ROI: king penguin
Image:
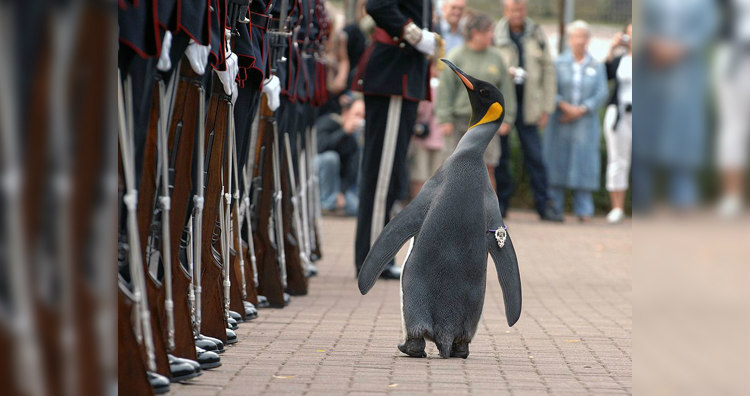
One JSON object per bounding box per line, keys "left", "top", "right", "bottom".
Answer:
{"left": 357, "top": 59, "right": 522, "bottom": 359}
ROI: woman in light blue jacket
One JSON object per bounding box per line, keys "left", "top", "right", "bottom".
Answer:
{"left": 543, "top": 20, "right": 609, "bottom": 221}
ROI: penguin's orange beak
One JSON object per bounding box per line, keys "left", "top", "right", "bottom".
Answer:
{"left": 441, "top": 59, "right": 474, "bottom": 91}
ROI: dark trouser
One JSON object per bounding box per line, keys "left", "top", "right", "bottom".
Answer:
{"left": 355, "top": 95, "right": 418, "bottom": 272}
{"left": 495, "top": 121, "right": 548, "bottom": 216}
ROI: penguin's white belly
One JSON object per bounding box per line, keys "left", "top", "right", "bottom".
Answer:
{"left": 400, "top": 237, "right": 415, "bottom": 338}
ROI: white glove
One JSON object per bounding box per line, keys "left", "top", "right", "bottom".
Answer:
{"left": 262, "top": 75, "right": 281, "bottom": 111}
{"left": 185, "top": 39, "right": 210, "bottom": 75}
{"left": 403, "top": 22, "right": 437, "bottom": 56}
{"left": 414, "top": 29, "right": 437, "bottom": 56}
{"left": 215, "top": 52, "right": 239, "bottom": 96}
{"left": 157, "top": 31, "right": 173, "bottom": 72}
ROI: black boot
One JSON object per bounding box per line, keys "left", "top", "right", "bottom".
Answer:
{"left": 147, "top": 371, "right": 170, "bottom": 394}
{"left": 225, "top": 328, "right": 238, "bottom": 345}
{"left": 195, "top": 347, "right": 222, "bottom": 370}
{"left": 195, "top": 334, "right": 225, "bottom": 354}
{"left": 379, "top": 265, "right": 402, "bottom": 280}
{"left": 227, "top": 316, "right": 239, "bottom": 330}
{"left": 243, "top": 301, "right": 258, "bottom": 319}
{"left": 228, "top": 310, "right": 243, "bottom": 323}
{"left": 168, "top": 354, "right": 202, "bottom": 382}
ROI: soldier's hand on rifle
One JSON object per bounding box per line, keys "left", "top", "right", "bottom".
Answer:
{"left": 186, "top": 39, "right": 211, "bottom": 75}
{"left": 216, "top": 41, "right": 239, "bottom": 97}
{"left": 403, "top": 22, "right": 441, "bottom": 57}
{"left": 186, "top": 39, "right": 210, "bottom": 75}
{"left": 262, "top": 75, "right": 281, "bottom": 111}
{"left": 157, "top": 31, "right": 173, "bottom": 72}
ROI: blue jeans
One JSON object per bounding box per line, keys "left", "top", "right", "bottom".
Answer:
{"left": 495, "top": 122, "right": 549, "bottom": 216}
{"left": 316, "top": 151, "right": 340, "bottom": 211}
{"left": 548, "top": 187, "right": 594, "bottom": 217}
{"left": 315, "top": 151, "right": 359, "bottom": 216}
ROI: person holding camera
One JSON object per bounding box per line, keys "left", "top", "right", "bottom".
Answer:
{"left": 436, "top": 14, "right": 516, "bottom": 190}
{"left": 603, "top": 21, "right": 633, "bottom": 223}
{"left": 494, "top": 0, "right": 561, "bottom": 221}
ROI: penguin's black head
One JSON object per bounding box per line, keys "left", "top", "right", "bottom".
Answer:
{"left": 441, "top": 59, "right": 506, "bottom": 130}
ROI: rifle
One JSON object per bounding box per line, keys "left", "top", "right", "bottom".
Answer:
{"left": 197, "top": 76, "right": 231, "bottom": 342}
{"left": 282, "top": 132, "right": 309, "bottom": 294}
{"left": 238, "top": 106, "right": 260, "bottom": 306}
{"left": 134, "top": 80, "right": 170, "bottom": 378}
{"left": 226, "top": 104, "right": 253, "bottom": 318}
{"left": 220, "top": 0, "right": 256, "bottom": 323}
{"left": 248, "top": 0, "right": 297, "bottom": 308}
{"left": 307, "top": 125, "right": 323, "bottom": 261}
{"left": 165, "top": 60, "right": 200, "bottom": 360}
{"left": 253, "top": 96, "right": 287, "bottom": 307}
{"left": 118, "top": 73, "right": 158, "bottom": 374}
{"left": 118, "top": 281, "right": 155, "bottom": 396}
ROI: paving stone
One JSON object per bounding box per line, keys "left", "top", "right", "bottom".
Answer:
{"left": 170, "top": 212, "right": 631, "bottom": 394}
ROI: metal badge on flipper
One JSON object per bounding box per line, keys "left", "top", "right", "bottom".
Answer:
{"left": 494, "top": 226, "right": 507, "bottom": 249}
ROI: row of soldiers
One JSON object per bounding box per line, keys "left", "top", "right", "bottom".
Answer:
{"left": 118, "top": 0, "right": 330, "bottom": 393}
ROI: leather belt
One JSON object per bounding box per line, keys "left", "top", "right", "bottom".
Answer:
{"left": 250, "top": 11, "right": 270, "bottom": 30}
{"left": 372, "top": 27, "right": 400, "bottom": 46}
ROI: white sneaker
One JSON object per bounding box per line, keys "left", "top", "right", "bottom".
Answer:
{"left": 717, "top": 195, "right": 742, "bottom": 218}
{"left": 606, "top": 208, "right": 625, "bottom": 224}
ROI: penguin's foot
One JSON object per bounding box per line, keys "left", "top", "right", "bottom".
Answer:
{"left": 450, "top": 342, "right": 470, "bottom": 359}
{"left": 435, "top": 341, "right": 452, "bottom": 359}
{"left": 397, "top": 338, "right": 426, "bottom": 358}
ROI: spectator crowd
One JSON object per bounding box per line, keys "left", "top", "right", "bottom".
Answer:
{"left": 316, "top": 0, "right": 633, "bottom": 224}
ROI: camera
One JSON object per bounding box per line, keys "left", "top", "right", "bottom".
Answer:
{"left": 512, "top": 67, "right": 527, "bottom": 85}
{"left": 414, "top": 122, "right": 430, "bottom": 139}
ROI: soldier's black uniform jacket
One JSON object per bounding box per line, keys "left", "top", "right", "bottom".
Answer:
{"left": 352, "top": 0, "right": 433, "bottom": 101}
{"left": 119, "top": 0, "right": 162, "bottom": 60}
{"left": 268, "top": 0, "right": 302, "bottom": 101}
{"left": 235, "top": 0, "right": 272, "bottom": 89}
{"left": 296, "top": 0, "right": 327, "bottom": 105}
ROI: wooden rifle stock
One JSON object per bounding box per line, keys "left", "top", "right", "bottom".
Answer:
{"left": 241, "top": 240, "right": 258, "bottom": 304}
{"left": 281, "top": 145, "right": 307, "bottom": 295}
{"left": 135, "top": 83, "right": 171, "bottom": 378}
{"left": 118, "top": 283, "right": 155, "bottom": 396}
{"left": 164, "top": 61, "right": 201, "bottom": 359}
{"left": 253, "top": 95, "right": 286, "bottom": 307}
{"left": 222, "top": 104, "right": 249, "bottom": 320}
{"left": 198, "top": 77, "right": 232, "bottom": 342}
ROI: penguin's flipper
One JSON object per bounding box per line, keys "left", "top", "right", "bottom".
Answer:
{"left": 358, "top": 193, "right": 430, "bottom": 295}
{"left": 485, "top": 192, "right": 522, "bottom": 327}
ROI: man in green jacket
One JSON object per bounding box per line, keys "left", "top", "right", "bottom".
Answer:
{"left": 493, "top": 0, "right": 562, "bottom": 221}
{"left": 437, "top": 14, "right": 516, "bottom": 190}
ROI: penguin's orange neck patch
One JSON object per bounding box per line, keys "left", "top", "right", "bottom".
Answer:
{"left": 470, "top": 102, "right": 504, "bottom": 129}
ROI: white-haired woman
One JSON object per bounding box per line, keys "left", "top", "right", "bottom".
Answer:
{"left": 543, "top": 20, "right": 609, "bottom": 221}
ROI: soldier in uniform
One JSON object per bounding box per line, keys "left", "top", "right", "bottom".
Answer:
{"left": 352, "top": 0, "right": 441, "bottom": 278}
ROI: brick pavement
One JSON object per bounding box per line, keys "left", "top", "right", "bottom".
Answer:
{"left": 170, "top": 211, "right": 631, "bottom": 395}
